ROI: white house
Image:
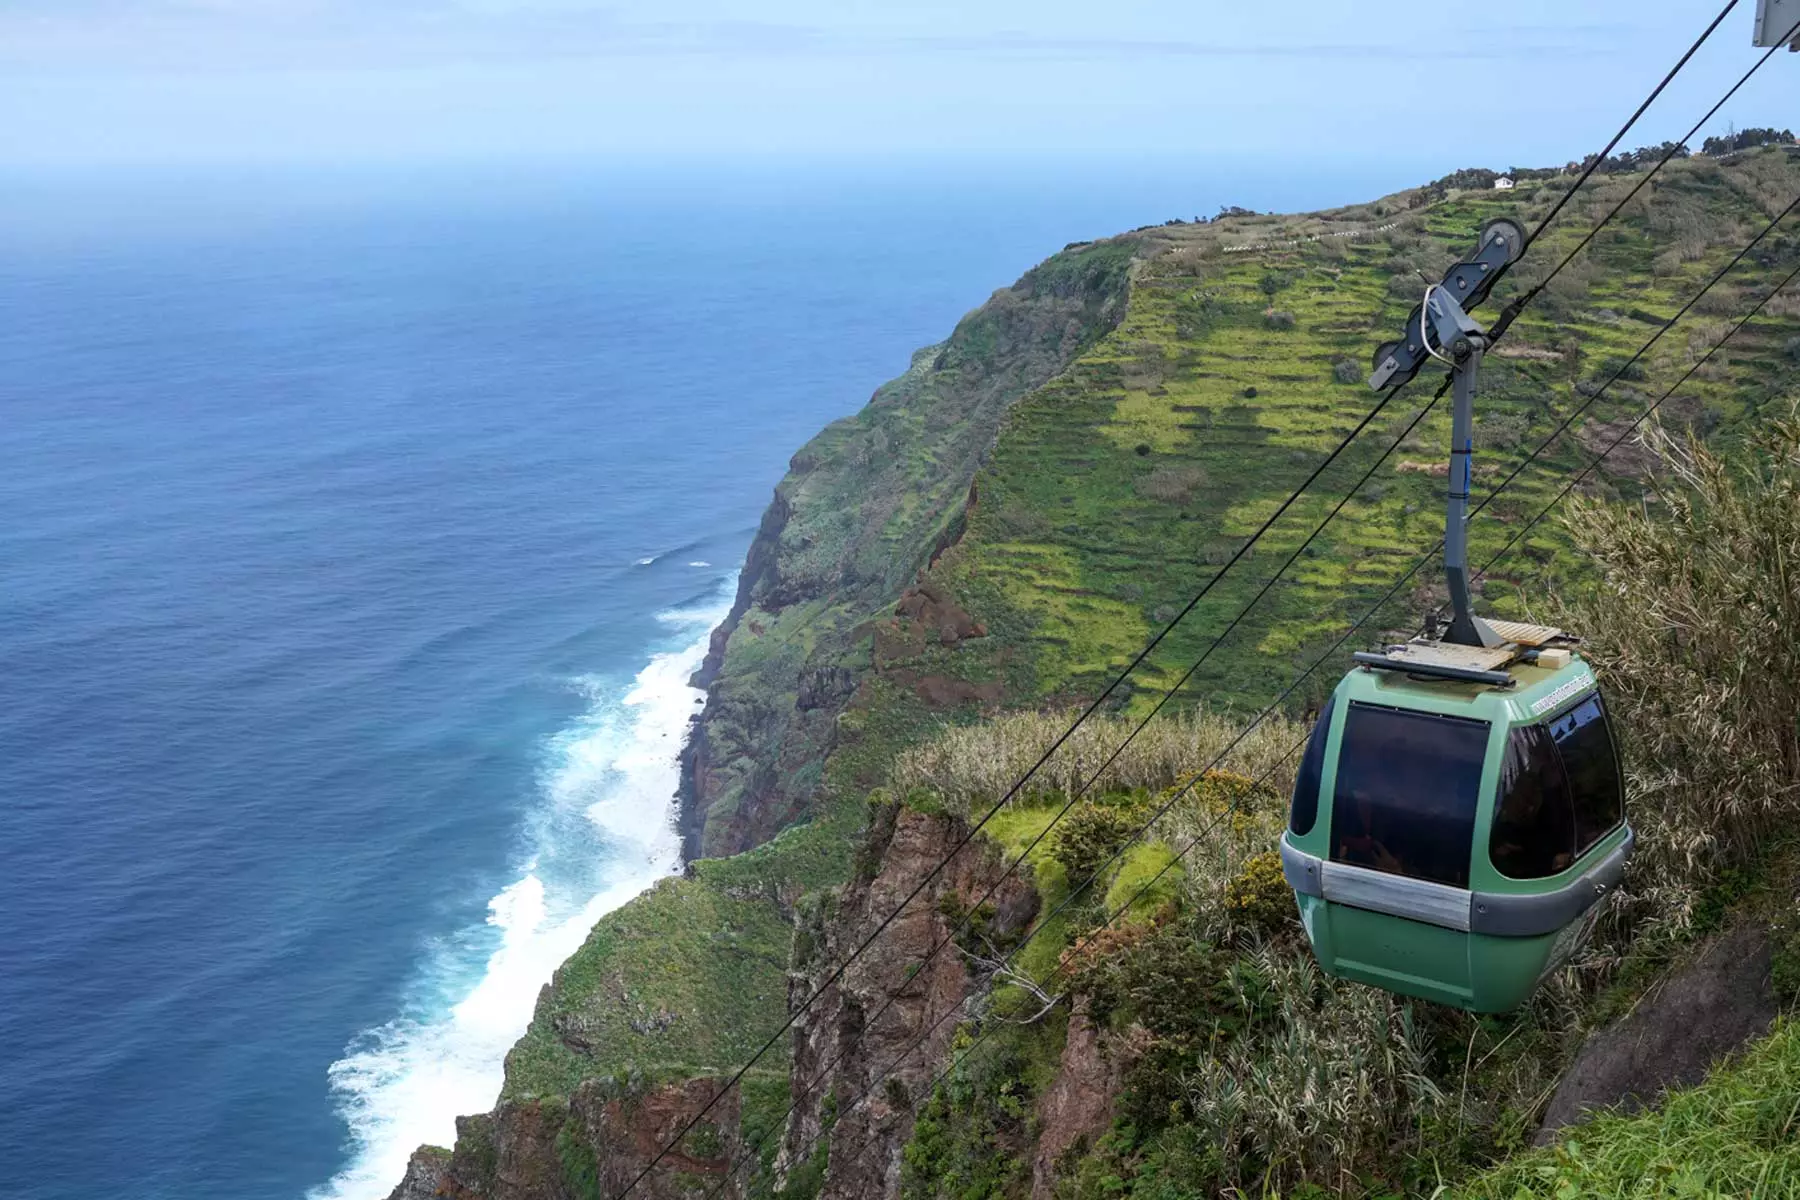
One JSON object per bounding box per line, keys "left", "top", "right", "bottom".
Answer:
{"left": 1493, "top": 177, "right": 1516, "bottom": 191}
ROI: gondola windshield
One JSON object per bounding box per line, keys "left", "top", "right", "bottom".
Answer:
{"left": 1329, "top": 704, "right": 1489, "bottom": 888}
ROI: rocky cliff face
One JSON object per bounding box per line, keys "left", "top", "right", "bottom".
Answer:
{"left": 775, "top": 803, "right": 1038, "bottom": 1199}
{"left": 387, "top": 803, "right": 1053, "bottom": 1200}
{"left": 678, "top": 240, "right": 1138, "bottom": 859}
{"left": 394, "top": 1077, "right": 751, "bottom": 1200}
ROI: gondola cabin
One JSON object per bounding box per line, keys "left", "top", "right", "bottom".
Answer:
{"left": 1281, "top": 624, "right": 1633, "bottom": 1013}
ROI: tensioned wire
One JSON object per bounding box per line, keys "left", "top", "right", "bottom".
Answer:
{"left": 1488, "top": 10, "right": 1799, "bottom": 343}
{"left": 669, "top": 30, "right": 1762, "bottom": 1199}
{"left": 609, "top": 6, "right": 1745, "bottom": 1192}
{"left": 609, "top": 368, "right": 1423, "bottom": 1200}
{"left": 1470, "top": 255, "right": 1800, "bottom": 592}
{"left": 678, "top": 374, "right": 1449, "bottom": 1192}
{"left": 702, "top": 191, "right": 1800, "bottom": 1200}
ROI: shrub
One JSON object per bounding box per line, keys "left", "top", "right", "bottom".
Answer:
{"left": 1596, "top": 354, "right": 1647, "bottom": 381}
{"left": 1331, "top": 358, "right": 1362, "bottom": 385}
{"left": 1222, "top": 851, "right": 1296, "bottom": 936}
{"left": 1259, "top": 270, "right": 1295, "bottom": 296}
{"left": 1185, "top": 950, "right": 1449, "bottom": 1194}
{"left": 1049, "top": 800, "right": 1145, "bottom": 891}
{"left": 1264, "top": 309, "right": 1297, "bottom": 331}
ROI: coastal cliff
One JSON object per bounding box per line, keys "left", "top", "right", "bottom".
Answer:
{"left": 394, "top": 145, "right": 1800, "bottom": 1200}
{"left": 678, "top": 239, "right": 1139, "bottom": 859}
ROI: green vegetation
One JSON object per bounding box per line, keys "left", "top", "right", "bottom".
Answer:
{"left": 915, "top": 150, "right": 1800, "bottom": 729}
{"left": 894, "top": 385, "right": 1800, "bottom": 1198}
{"left": 1552, "top": 409, "right": 1800, "bottom": 947}
{"left": 503, "top": 797, "right": 862, "bottom": 1099}
{"left": 690, "top": 239, "right": 1140, "bottom": 857}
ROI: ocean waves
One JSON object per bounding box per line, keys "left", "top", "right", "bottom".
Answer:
{"left": 311, "top": 583, "right": 731, "bottom": 1200}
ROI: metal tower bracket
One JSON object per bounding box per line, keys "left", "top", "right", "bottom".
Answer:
{"left": 1370, "top": 218, "right": 1525, "bottom": 391}
{"left": 1368, "top": 219, "right": 1525, "bottom": 649}
{"left": 1753, "top": 0, "right": 1800, "bottom": 49}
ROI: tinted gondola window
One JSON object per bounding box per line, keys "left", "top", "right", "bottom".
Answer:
{"left": 1330, "top": 703, "right": 1491, "bottom": 888}
{"left": 1490, "top": 723, "right": 1577, "bottom": 878}
{"left": 1549, "top": 695, "right": 1624, "bottom": 855}
{"left": 1289, "top": 696, "right": 1336, "bottom": 836}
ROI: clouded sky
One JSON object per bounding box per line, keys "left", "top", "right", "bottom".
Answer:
{"left": 2, "top": 0, "right": 1792, "bottom": 166}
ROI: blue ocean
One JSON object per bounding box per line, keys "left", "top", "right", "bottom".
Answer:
{"left": 0, "top": 156, "right": 1429, "bottom": 1199}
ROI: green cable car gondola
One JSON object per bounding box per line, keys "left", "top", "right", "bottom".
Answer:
{"left": 1281, "top": 640, "right": 1633, "bottom": 1012}
{"left": 1280, "top": 218, "right": 1633, "bottom": 1012}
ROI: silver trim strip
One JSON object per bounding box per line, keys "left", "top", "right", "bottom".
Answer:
{"left": 1320, "top": 861, "right": 1473, "bottom": 931}
{"left": 1280, "top": 835, "right": 1323, "bottom": 897}
{"left": 1469, "top": 826, "right": 1635, "bottom": 936}
{"left": 1282, "top": 826, "right": 1637, "bottom": 937}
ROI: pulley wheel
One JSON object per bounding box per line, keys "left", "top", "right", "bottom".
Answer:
{"left": 1479, "top": 217, "right": 1527, "bottom": 265}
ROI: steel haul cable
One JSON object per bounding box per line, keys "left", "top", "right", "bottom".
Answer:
{"left": 702, "top": 192, "right": 1800, "bottom": 1200}
{"left": 1506, "top": 1, "right": 1737, "bottom": 254}
{"left": 680, "top": 376, "right": 1450, "bottom": 1194}
{"left": 607, "top": 347, "right": 1420, "bottom": 1200}
{"left": 705, "top": 547, "right": 1437, "bottom": 1199}
{"left": 610, "top": 7, "right": 1746, "bottom": 1193}
{"left": 675, "top": 47, "right": 1765, "bottom": 1200}
{"left": 1489, "top": 11, "right": 1799, "bottom": 342}
{"left": 842, "top": 243, "right": 1800, "bottom": 1196}
{"left": 1471, "top": 257, "right": 1800, "bottom": 590}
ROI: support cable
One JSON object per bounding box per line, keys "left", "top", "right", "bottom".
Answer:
{"left": 1490, "top": 12, "right": 1798, "bottom": 342}
{"left": 689, "top": 377, "right": 1449, "bottom": 1196}
{"left": 1511, "top": 0, "right": 1737, "bottom": 254}
{"left": 1472, "top": 256, "right": 1800, "bottom": 589}
{"left": 673, "top": 32, "right": 1775, "bottom": 1193}
{"left": 706, "top": 542, "right": 1431, "bottom": 1200}
{"left": 704, "top": 199, "right": 1800, "bottom": 1200}
{"left": 609, "top": 371, "right": 1418, "bottom": 1200}
{"left": 610, "top": 10, "right": 1750, "bottom": 1193}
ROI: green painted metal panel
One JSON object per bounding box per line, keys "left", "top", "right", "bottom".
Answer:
{"left": 1286, "top": 652, "right": 1628, "bottom": 1010}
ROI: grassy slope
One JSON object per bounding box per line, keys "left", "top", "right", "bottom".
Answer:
{"left": 1453, "top": 1020, "right": 1800, "bottom": 1199}
{"left": 690, "top": 241, "right": 1138, "bottom": 855}
{"left": 503, "top": 798, "right": 862, "bottom": 1098}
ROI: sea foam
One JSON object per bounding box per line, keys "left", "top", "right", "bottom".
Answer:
{"left": 312, "top": 585, "right": 730, "bottom": 1200}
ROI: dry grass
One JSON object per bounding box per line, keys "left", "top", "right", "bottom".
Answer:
{"left": 1187, "top": 949, "right": 1450, "bottom": 1196}
{"left": 887, "top": 706, "right": 1302, "bottom": 816}
{"left": 1554, "top": 408, "right": 1800, "bottom": 943}
{"left": 1135, "top": 463, "right": 1208, "bottom": 504}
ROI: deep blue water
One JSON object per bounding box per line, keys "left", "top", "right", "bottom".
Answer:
{"left": 0, "top": 155, "right": 1435, "bottom": 1200}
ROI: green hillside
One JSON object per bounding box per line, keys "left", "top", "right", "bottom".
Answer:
{"left": 410, "top": 145, "right": 1800, "bottom": 1200}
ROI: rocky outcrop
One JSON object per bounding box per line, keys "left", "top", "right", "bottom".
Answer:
{"left": 388, "top": 1078, "right": 749, "bottom": 1200}
{"left": 1030, "top": 1000, "right": 1124, "bottom": 1200}
{"left": 1535, "top": 923, "right": 1778, "bottom": 1143}
{"left": 777, "top": 804, "right": 1039, "bottom": 1199}
{"left": 679, "top": 241, "right": 1137, "bottom": 859}
{"left": 390, "top": 1147, "right": 452, "bottom": 1200}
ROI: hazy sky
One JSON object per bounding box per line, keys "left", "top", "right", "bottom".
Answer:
{"left": 1, "top": 0, "right": 1793, "bottom": 166}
